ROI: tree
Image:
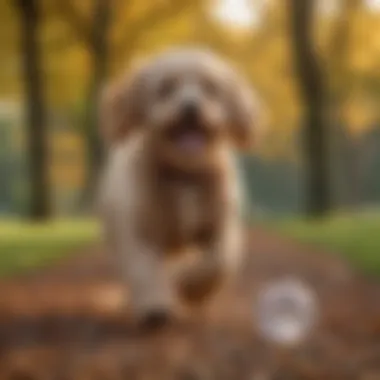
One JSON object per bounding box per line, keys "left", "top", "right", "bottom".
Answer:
{"left": 83, "top": 0, "right": 110, "bottom": 199}
{"left": 54, "top": 0, "right": 198, "bottom": 201}
{"left": 288, "top": 0, "right": 332, "bottom": 217}
{"left": 53, "top": 0, "right": 110, "bottom": 201}
{"left": 327, "top": 0, "right": 367, "bottom": 208}
{"left": 15, "top": 0, "right": 50, "bottom": 220}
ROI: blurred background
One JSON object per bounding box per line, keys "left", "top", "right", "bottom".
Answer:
{"left": 1, "top": 0, "right": 380, "bottom": 274}
{"left": 0, "top": 0, "right": 380, "bottom": 266}
{"left": 1, "top": 0, "right": 379, "bottom": 219}
{"left": 0, "top": 1, "right": 380, "bottom": 377}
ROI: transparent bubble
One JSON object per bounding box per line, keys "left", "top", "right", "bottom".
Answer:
{"left": 255, "top": 277, "right": 318, "bottom": 346}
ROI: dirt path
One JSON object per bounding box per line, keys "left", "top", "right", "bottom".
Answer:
{"left": 0, "top": 228, "right": 380, "bottom": 379}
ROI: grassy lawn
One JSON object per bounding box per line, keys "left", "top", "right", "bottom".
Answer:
{"left": 0, "top": 219, "right": 99, "bottom": 277}
{"left": 274, "top": 213, "right": 380, "bottom": 276}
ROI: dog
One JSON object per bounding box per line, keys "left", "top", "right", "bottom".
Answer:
{"left": 98, "top": 47, "right": 261, "bottom": 328}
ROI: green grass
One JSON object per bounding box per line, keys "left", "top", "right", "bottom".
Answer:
{"left": 0, "top": 218, "right": 99, "bottom": 277}
{"left": 274, "top": 213, "right": 380, "bottom": 276}
{"left": 2, "top": 214, "right": 380, "bottom": 279}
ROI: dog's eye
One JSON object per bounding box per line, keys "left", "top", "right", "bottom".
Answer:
{"left": 157, "top": 78, "right": 177, "bottom": 99}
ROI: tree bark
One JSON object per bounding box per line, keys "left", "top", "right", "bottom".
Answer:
{"left": 16, "top": 0, "right": 50, "bottom": 220}
{"left": 81, "top": 0, "right": 110, "bottom": 205}
{"left": 288, "top": 0, "right": 332, "bottom": 217}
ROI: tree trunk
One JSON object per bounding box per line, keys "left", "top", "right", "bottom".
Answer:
{"left": 16, "top": 0, "right": 50, "bottom": 220}
{"left": 81, "top": 0, "right": 110, "bottom": 206}
{"left": 288, "top": 0, "right": 332, "bottom": 217}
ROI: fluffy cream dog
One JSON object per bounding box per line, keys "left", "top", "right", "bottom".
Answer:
{"left": 98, "top": 48, "right": 261, "bottom": 329}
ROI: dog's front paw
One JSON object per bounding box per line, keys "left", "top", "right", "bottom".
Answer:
{"left": 132, "top": 296, "right": 177, "bottom": 333}
{"left": 177, "top": 260, "right": 224, "bottom": 305}
{"left": 137, "top": 306, "right": 174, "bottom": 331}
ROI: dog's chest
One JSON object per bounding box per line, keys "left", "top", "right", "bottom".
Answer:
{"left": 176, "top": 185, "right": 202, "bottom": 235}
{"left": 144, "top": 176, "right": 223, "bottom": 249}
{"left": 161, "top": 182, "right": 217, "bottom": 246}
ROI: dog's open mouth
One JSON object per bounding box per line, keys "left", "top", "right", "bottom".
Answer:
{"left": 166, "top": 125, "right": 208, "bottom": 153}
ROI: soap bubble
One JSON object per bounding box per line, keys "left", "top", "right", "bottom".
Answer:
{"left": 255, "top": 277, "right": 318, "bottom": 346}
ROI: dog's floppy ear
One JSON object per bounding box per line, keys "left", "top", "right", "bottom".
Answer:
{"left": 99, "top": 64, "right": 148, "bottom": 145}
{"left": 227, "top": 73, "right": 263, "bottom": 150}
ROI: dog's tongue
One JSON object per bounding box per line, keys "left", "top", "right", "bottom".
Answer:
{"left": 176, "top": 132, "right": 204, "bottom": 152}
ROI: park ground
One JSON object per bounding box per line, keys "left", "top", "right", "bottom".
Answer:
{"left": 0, "top": 215, "right": 380, "bottom": 379}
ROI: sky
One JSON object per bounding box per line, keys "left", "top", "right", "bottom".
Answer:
{"left": 215, "top": 0, "right": 380, "bottom": 28}
{"left": 367, "top": 0, "right": 380, "bottom": 10}
{"left": 214, "top": 0, "right": 260, "bottom": 28}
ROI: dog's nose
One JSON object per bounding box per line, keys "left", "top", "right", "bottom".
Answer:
{"left": 181, "top": 101, "right": 199, "bottom": 123}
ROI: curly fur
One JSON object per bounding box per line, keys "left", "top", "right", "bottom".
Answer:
{"left": 97, "top": 47, "right": 261, "bottom": 325}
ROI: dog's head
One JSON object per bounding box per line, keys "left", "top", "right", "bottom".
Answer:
{"left": 101, "top": 48, "right": 262, "bottom": 171}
